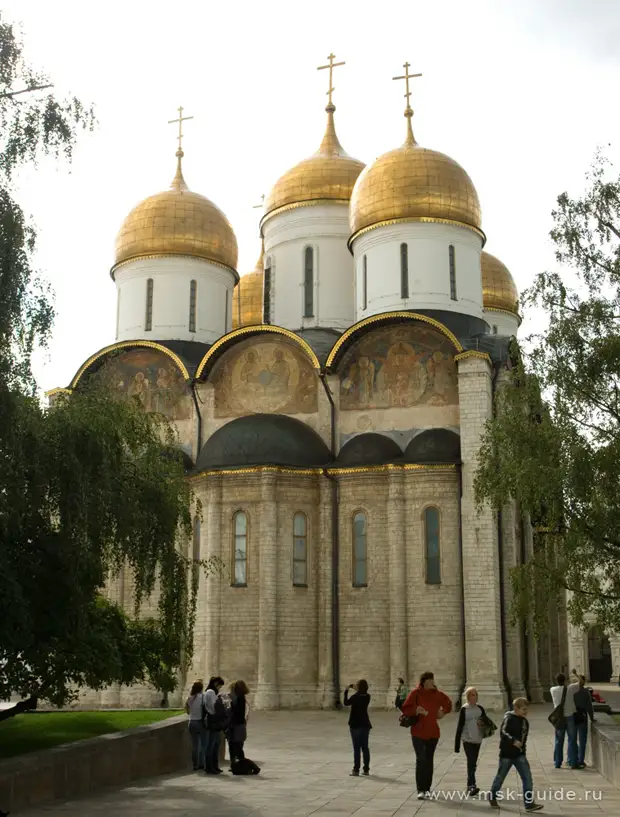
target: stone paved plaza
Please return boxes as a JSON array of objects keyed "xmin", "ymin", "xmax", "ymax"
[{"xmin": 22, "ymin": 706, "xmax": 620, "ymax": 817}]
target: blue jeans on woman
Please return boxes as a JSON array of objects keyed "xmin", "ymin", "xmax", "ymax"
[
  {"xmin": 188, "ymin": 720, "xmax": 206, "ymax": 770},
  {"xmin": 554, "ymin": 716, "xmax": 577, "ymax": 767},
  {"xmin": 490, "ymin": 755, "xmax": 533, "ymax": 808},
  {"xmin": 205, "ymin": 729, "xmax": 222, "ymax": 772},
  {"xmin": 350, "ymin": 727, "xmax": 370, "ymax": 773},
  {"xmin": 575, "ymin": 717, "xmax": 588, "ymax": 766}
]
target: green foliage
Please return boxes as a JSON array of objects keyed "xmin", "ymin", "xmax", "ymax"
[
  {"xmin": 475, "ymin": 152, "xmax": 620, "ymax": 635},
  {"xmin": 0, "ymin": 16, "xmax": 209, "ymax": 713},
  {"xmin": 0, "ymin": 709, "xmax": 183, "ymax": 759}
]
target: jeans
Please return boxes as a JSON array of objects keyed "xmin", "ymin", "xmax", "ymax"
[
  {"xmin": 575, "ymin": 717, "xmax": 588, "ymax": 766},
  {"xmin": 412, "ymin": 736, "xmax": 438, "ymax": 793},
  {"xmin": 350, "ymin": 727, "xmax": 370, "ymax": 772},
  {"xmin": 554, "ymin": 715, "xmax": 578, "ymax": 767},
  {"xmin": 205, "ymin": 729, "xmax": 222, "ymax": 771},
  {"xmin": 188, "ymin": 720, "xmax": 206, "ymax": 770},
  {"xmin": 491, "ymin": 755, "xmax": 534, "ymax": 807},
  {"xmin": 463, "ymin": 741, "xmax": 481, "ymax": 788}
]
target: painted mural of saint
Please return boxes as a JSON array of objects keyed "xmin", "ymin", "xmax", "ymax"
[{"xmin": 128, "ymin": 371, "xmax": 151, "ymax": 410}]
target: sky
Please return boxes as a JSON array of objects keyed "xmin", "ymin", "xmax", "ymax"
[{"xmin": 4, "ymin": 0, "xmax": 620, "ymax": 392}]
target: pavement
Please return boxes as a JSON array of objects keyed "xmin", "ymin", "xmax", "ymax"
[{"xmin": 20, "ymin": 705, "xmax": 620, "ymax": 817}]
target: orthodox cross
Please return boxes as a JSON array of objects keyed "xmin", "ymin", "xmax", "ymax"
[
  {"xmin": 317, "ymin": 53, "xmax": 345, "ymax": 107},
  {"xmin": 168, "ymin": 106, "xmax": 194, "ymax": 152},
  {"xmin": 392, "ymin": 62, "xmax": 422, "ymax": 112}
]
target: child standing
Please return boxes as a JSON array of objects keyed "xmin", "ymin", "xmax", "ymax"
[
  {"xmin": 344, "ymin": 680, "xmax": 372, "ymax": 776},
  {"xmin": 489, "ymin": 697, "xmax": 543, "ymax": 811},
  {"xmin": 454, "ymin": 686, "xmax": 486, "ymax": 796}
]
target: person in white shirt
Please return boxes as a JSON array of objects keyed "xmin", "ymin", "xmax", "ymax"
[
  {"xmin": 549, "ymin": 673, "xmax": 579, "ymax": 768},
  {"xmin": 184, "ymin": 680, "xmax": 206, "ymax": 770},
  {"xmin": 204, "ymin": 675, "xmax": 226, "ymax": 774}
]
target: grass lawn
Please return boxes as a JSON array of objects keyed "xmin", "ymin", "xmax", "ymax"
[{"xmin": 0, "ymin": 710, "xmax": 183, "ymax": 759}]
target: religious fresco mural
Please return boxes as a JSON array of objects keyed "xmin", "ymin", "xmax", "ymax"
[
  {"xmin": 212, "ymin": 336, "xmax": 318, "ymax": 417},
  {"xmin": 93, "ymin": 348, "xmax": 192, "ymax": 421},
  {"xmin": 339, "ymin": 323, "xmax": 458, "ymax": 411}
]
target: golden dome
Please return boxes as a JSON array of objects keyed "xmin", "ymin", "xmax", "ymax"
[
  {"xmin": 232, "ymin": 244, "xmax": 264, "ymax": 329},
  {"xmin": 113, "ymin": 150, "xmax": 238, "ymax": 273},
  {"xmin": 481, "ymin": 251, "xmax": 519, "ymax": 315},
  {"xmin": 261, "ymin": 104, "xmax": 364, "ymax": 226},
  {"xmin": 349, "ymin": 115, "xmax": 482, "ymax": 243}
]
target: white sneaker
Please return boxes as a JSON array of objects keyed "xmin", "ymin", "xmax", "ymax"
[
  {"xmin": 424, "ymin": 792, "xmax": 431, "ymax": 799},
  {"xmin": 417, "ymin": 792, "xmax": 426, "ymax": 800}
]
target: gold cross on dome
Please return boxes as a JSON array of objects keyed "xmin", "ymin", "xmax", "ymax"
[
  {"xmin": 318, "ymin": 53, "xmax": 345, "ymax": 106},
  {"xmin": 168, "ymin": 105, "xmax": 194, "ymax": 152},
  {"xmin": 392, "ymin": 62, "xmax": 422, "ymax": 113}
]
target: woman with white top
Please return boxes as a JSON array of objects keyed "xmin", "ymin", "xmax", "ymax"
[
  {"xmin": 454, "ymin": 687, "xmax": 487, "ymax": 796},
  {"xmin": 549, "ymin": 672, "xmax": 579, "ymax": 768},
  {"xmin": 185, "ymin": 680, "xmax": 206, "ymax": 770},
  {"xmin": 204, "ymin": 676, "xmax": 226, "ymax": 774}
]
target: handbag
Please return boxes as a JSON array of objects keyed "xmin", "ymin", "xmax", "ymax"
[
  {"xmin": 398, "ymin": 693, "xmax": 419, "ymax": 728},
  {"xmin": 480, "ymin": 713, "xmax": 497, "ymax": 739},
  {"xmin": 548, "ymin": 684, "xmax": 567, "ymax": 728}
]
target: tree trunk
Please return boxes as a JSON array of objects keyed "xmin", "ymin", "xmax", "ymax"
[{"xmin": 0, "ymin": 695, "xmax": 38, "ymax": 723}]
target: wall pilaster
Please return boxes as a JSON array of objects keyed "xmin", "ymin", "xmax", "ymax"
[
  {"xmin": 457, "ymin": 352, "xmax": 507, "ymax": 710},
  {"xmin": 387, "ymin": 471, "xmax": 408, "ymax": 707},
  {"xmin": 204, "ymin": 477, "xmax": 222, "ymax": 681},
  {"xmin": 255, "ymin": 472, "xmax": 279, "ymax": 708},
  {"xmin": 609, "ymin": 633, "xmax": 620, "ymax": 684},
  {"xmin": 316, "ymin": 476, "xmax": 334, "ymax": 707}
]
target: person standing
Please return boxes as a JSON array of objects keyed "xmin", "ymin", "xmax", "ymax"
[
  {"xmin": 489, "ymin": 697, "xmax": 543, "ymax": 811},
  {"xmin": 401, "ymin": 671, "xmax": 452, "ymax": 800},
  {"xmin": 395, "ymin": 677, "xmax": 408, "ymax": 710},
  {"xmin": 549, "ymin": 672, "xmax": 579, "ymax": 768},
  {"xmin": 454, "ymin": 687, "xmax": 488, "ymax": 796},
  {"xmin": 228, "ymin": 680, "xmax": 250, "ymax": 768},
  {"xmin": 344, "ymin": 680, "xmax": 372, "ymax": 776},
  {"xmin": 573, "ymin": 675, "xmax": 596, "ymax": 769},
  {"xmin": 185, "ymin": 680, "xmax": 206, "ymax": 771},
  {"xmin": 203, "ymin": 676, "xmax": 226, "ymax": 774}
]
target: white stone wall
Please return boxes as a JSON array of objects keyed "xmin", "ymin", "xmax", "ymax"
[
  {"xmin": 351, "ymin": 222, "xmax": 484, "ymax": 322},
  {"xmin": 115, "ymin": 256, "xmax": 236, "ymax": 344},
  {"xmin": 485, "ymin": 308, "xmax": 520, "ymax": 337},
  {"xmin": 262, "ymin": 204, "xmax": 354, "ymax": 331}
]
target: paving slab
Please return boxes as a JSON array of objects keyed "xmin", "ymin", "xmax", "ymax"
[{"xmin": 20, "ymin": 705, "xmax": 619, "ymax": 816}]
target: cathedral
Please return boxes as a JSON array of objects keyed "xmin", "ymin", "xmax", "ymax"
[{"xmin": 49, "ymin": 58, "xmax": 578, "ymax": 711}]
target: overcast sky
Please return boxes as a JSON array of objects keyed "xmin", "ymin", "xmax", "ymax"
[{"xmin": 5, "ymin": 0, "xmax": 620, "ymax": 391}]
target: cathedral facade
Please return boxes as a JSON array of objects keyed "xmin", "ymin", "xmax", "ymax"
[{"xmin": 51, "ymin": 65, "xmax": 571, "ymax": 710}]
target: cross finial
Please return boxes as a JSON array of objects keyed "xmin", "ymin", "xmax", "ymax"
[
  {"xmin": 168, "ymin": 105, "xmax": 194, "ymax": 155},
  {"xmin": 318, "ymin": 52, "xmax": 345, "ymax": 109},
  {"xmin": 392, "ymin": 62, "xmax": 422, "ymax": 118}
]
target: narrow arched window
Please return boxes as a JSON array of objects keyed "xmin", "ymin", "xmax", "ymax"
[
  {"xmin": 400, "ymin": 243, "xmax": 409, "ymax": 299},
  {"xmin": 492, "ymin": 324, "xmax": 498, "ymax": 335},
  {"xmin": 304, "ymin": 247, "xmax": 314, "ymax": 318},
  {"xmin": 189, "ymin": 280, "xmax": 197, "ymax": 333},
  {"xmin": 449, "ymin": 245, "xmax": 457, "ymax": 300},
  {"xmin": 362, "ymin": 255, "xmax": 368, "ymax": 310},
  {"xmin": 263, "ymin": 261, "xmax": 272, "ymax": 324},
  {"xmin": 424, "ymin": 506, "xmax": 441, "ymax": 584},
  {"xmin": 224, "ymin": 288, "xmax": 229, "ymax": 332},
  {"xmin": 352, "ymin": 511, "xmax": 368, "ymax": 586},
  {"xmin": 293, "ymin": 512, "xmax": 308, "ymax": 586},
  {"xmin": 232, "ymin": 511, "xmax": 248, "ymax": 586},
  {"xmin": 145, "ymin": 278, "xmax": 154, "ymax": 331},
  {"xmin": 116, "ymin": 290, "xmax": 121, "ymax": 336},
  {"xmin": 192, "ymin": 516, "xmax": 201, "ymax": 584}
]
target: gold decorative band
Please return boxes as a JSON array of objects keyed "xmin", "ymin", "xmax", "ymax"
[
  {"xmin": 348, "ymin": 216, "xmax": 486, "ymax": 250},
  {"xmin": 110, "ymin": 253, "xmax": 239, "ymax": 282},
  {"xmin": 454, "ymin": 350, "xmax": 492, "ymax": 364},
  {"xmin": 45, "ymin": 387, "xmax": 73, "ymax": 398},
  {"xmin": 326, "ymin": 310, "xmax": 463, "ymax": 368},
  {"xmin": 484, "ymin": 306, "xmax": 522, "ymax": 323},
  {"xmin": 259, "ymin": 198, "xmax": 351, "ymax": 233},
  {"xmin": 189, "ymin": 463, "xmax": 457, "ymax": 479},
  {"xmin": 196, "ymin": 324, "xmax": 321, "ymax": 378},
  {"xmin": 71, "ymin": 340, "xmax": 191, "ymax": 388}
]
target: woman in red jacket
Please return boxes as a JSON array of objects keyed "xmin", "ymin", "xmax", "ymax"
[{"xmin": 401, "ymin": 671, "xmax": 452, "ymax": 800}]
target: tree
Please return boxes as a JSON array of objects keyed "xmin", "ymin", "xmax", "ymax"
[
  {"xmin": 0, "ymin": 17, "xmax": 208, "ymax": 718},
  {"xmin": 475, "ymin": 151, "xmax": 620, "ymax": 636}
]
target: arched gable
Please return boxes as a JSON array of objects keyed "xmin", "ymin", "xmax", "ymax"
[
  {"xmin": 196, "ymin": 325, "xmax": 320, "ymax": 379},
  {"xmin": 70, "ymin": 340, "xmax": 190, "ymax": 388}
]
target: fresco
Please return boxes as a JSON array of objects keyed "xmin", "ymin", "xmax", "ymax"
[
  {"xmin": 94, "ymin": 348, "xmax": 192, "ymax": 421},
  {"xmin": 212, "ymin": 336, "xmax": 318, "ymax": 417},
  {"xmin": 339, "ymin": 324, "xmax": 458, "ymax": 411}
]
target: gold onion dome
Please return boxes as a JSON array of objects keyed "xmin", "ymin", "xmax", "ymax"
[
  {"xmin": 262, "ymin": 103, "xmax": 365, "ymax": 224},
  {"xmin": 232, "ymin": 243, "xmax": 264, "ymax": 329},
  {"xmin": 481, "ymin": 251, "xmax": 520, "ymax": 315},
  {"xmin": 349, "ymin": 111, "xmax": 482, "ymax": 242},
  {"xmin": 113, "ymin": 149, "xmax": 238, "ymax": 273}
]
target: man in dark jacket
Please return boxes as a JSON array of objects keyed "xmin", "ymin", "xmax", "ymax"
[
  {"xmin": 573, "ymin": 675, "xmax": 596, "ymax": 768},
  {"xmin": 489, "ymin": 698, "xmax": 543, "ymax": 811}
]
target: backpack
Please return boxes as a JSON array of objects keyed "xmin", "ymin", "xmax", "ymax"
[{"xmin": 204, "ymin": 693, "xmax": 230, "ymax": 731}]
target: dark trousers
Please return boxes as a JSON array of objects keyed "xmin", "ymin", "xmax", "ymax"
[
  {"xmin": 350, "ymin": 727, "xmax": 370, "ymax": 772},
  {"xmin": 463, "ymin": 741, "xmax": 481, "ymax": 788},
  {"xmin": 205, "ymin": 729, "xmax": 221, "ymax": 771},
  {"xmin": 575, "ymin": 717, "xmax": 588, "ymax": 766},
  {"xmin": 491, "ymin": 755, "xmax": 533, "ymax": 806},
  {"xmin": 412, "ymin": 736, "xmax": 438, "ymax": 793}
]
